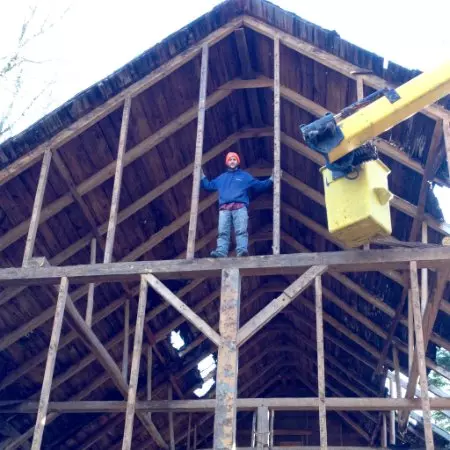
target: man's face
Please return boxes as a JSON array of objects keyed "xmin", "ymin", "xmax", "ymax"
[{"xmin": 227, "ymin": 156, "xmax": 239, "ymax": 169}]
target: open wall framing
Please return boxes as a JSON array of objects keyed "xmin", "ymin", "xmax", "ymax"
[{"xmin": 1, "ymin": 1, "xmax": 450, "ymax": 449}]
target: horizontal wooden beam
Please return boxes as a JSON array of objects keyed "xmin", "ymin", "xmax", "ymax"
[
  {"xmin": 1, "ymin": 247, "xmax": 450, "ymax": 285},
  {"xmin": 3, "ymin": 397, "xmax": 450, "ymax": 413},
  {"xmin": 202, "ymin": 447, "xmax": 383, "ymax": 450}
]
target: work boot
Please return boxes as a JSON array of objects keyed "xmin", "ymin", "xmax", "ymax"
[
  {"xmin": 237, "ymin": 249, "xmax": 249, "ymax": 257},
  {"xmin": 210, "ymin": 250, "xmax": 226, "ymax": 258}
]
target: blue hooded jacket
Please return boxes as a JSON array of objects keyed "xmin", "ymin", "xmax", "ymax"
[{"xmin": 200, "ymin": 168, "xmax": 273, "ymax": 206}]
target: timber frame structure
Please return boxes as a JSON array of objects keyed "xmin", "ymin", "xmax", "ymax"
[{"xmin": 1, "ymin": 0, "xmax": 450, "ymax": 449}]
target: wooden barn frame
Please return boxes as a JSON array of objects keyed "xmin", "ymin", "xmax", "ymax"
[{"xmin": 1, "ymin": 1, "xmax": 450, "ymax": 449}]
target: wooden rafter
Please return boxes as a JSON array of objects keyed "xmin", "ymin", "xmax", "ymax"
[{"xmin": 243, "ymin": 15, "xmax": 450, "ymax": 121}]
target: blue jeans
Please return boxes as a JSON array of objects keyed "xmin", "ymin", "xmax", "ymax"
[{"xmin": 215, "ymin": 207, "xmax": 248, "ymax": 256}]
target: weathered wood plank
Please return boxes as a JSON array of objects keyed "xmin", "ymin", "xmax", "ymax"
[
  {"xmin": 315, "ymin": 276, "xmax": 328, "ymax": 450},
  {"xmin": 5, "ymin": 397, "xmax": 450, "ymax": 413},
  {"xmin": 409, "ymin": 261, "xmax": 434, "ymax": 449},
  {"xmin": 186, "ymin": 44, "xmax": 209, "ymax": 259},
  {"xmin": 381, "ymin": 413, "xmax": 387, "ymax": 447},
  {"xmin": 85, "ymin": 238, "xmax": 97, "ymax": 327},
  {"xmin": 213, "ymin": 269, "xmax": 240, "ymax": 450},
  {"xmin": 273, "ymin": 36, "xmax": 281, "ymax": 255},
  {"xmin": 122, "ymin": 277, "xmax": 148, "ymax": 450},
  {"xmin": 2, "ymin": 247, "xmax": 450, "ymax": 286},
  {"xmin": 389, "ymin": 378, "xmax": 396, "ymax": 445},
  {"xmin": 30, "ymin": 277, "xmax": 68, "ymax": 450},
  {"xmin": 22, "ymin": 148, "xmax": 52, "ymax": 266},
  {"xmin": 122, "ymin": 300, "xmax": 130, "ymax": 382},
  {"xmin": 422, "ymin": 222, "xmax": 429, "ymax": 314},
  {"xmin": 168, "ymin": 384, "xmax": 175, "ymax": 450},
  {"xmin": 256, "ymin": 406, "xmax": 269, "ymax": 450},
  {"xmin": 104, "ymin": 97, "xmax": 132, "ymax": 263},
  {"xmin": 237, "ymin": 265, "xmax": 327, "ymax": 346},
  {"xmin": 144, "ymin": 274, "xmax": 220, "ymax": 346}
]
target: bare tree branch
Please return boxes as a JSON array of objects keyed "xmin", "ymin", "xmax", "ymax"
[{"xmin": 0, "ymin": 1, "xmax": 70, "ymax": 141}]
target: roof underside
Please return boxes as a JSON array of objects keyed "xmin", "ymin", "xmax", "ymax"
[{"xmin": 1, "ymin": 0, "xmax": 450, "ymax": 448}]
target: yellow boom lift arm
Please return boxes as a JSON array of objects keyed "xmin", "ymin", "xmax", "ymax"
[{"xmin": 299, "ymin": 60, "xmax": 450, "ymax": 247}]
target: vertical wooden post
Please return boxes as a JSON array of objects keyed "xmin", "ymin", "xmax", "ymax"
[
  {"xmin": 213, "ymin": 268, "xmax": 241, "ymax": 450},
  {"xmin": 408, "ymin": 291, "xmax": 414, "ymax": 375},
  {"xmin": 147, "ymin": 345, "xmax": 152, "ymax": 424},
  {"xmin": 393, "ymin": 345, "xmax": 401, "ymax": 397},
  {"xmin": 393, "ymin": 344, "xmax": 402, "ymax": 425},
  {"xmin": 269, "ymin": 409, "xmax": 275, "ymax": 447},
  {"xmin": 23, "ymin": 148, "xmax": 52, "ymax": 266},
  {"xmin": 122, "ymin": 276, "xmax": 148, "ymax": 450},
  {"xmin": 315, "ymin": 275, "xmax": 328, "ymax": 449},
  {"xmin": 147, "ymin": 346, "xmax": 152, "ymax": 400},
  {"xmin": 356, "ymin": 77, "xmax": 364, "ymax": 101},
  {"xmin": 257, "ymin": 406, "xmax": 269, "ymax": 450},
  {"xmin": 381, "ymin": 413, "xmax": 387, "ymax": 448},
  {"xmin": 31, "ymin": 276, "xmax": 69, "ymax": 450},
  {"xmin": 122, "ymin": 300, "xmax": 130, "ymax": 382},
  {"xmin": 168, "ymin": 384, "xmax": 175, "ymax": 450},
  {"xmin": 187, "ymin": 413, "xmax": 192, "ymax": 450},
  {"xmin": 272, "ymin": 36, "xmax": 281, "ymax": 255},
  {"xmin": 186, "ymin": 44, "xmax": 209, "ymax": 260},
  {"xmin": 410, "ymin": 261, "xmax": 434, "ymax": 449},
  {"xmin": 389, "ymin": 377, "xmax": 396, "ymax": 445},
  {"xmin": 421, "ymin": 222, "xmax": 429, "ymax": 315},
  {"xmin": 251, "ymin": 411, "xmax": 256, "ymax": 447},
  {"xmin": 194, "ymin": 425, "xmax": 197, "ymax": 450},
  {"xmin": 85, "ymin": 238, "xmax": 97, "ymax": 327},
  {"xmin": 104, "ymin": 96, "xmax": 132, "ymax": 263}
]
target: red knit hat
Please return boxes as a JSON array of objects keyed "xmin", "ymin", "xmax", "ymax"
[{"xmin": 225, "ymin": 152, "xmax": 240, "ymax": 165}]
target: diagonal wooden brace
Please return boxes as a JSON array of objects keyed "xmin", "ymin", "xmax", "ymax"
[
  {"xmin": 144, "ymin": 274, "xmax": 221, "ymax": 346},
  {"xmin": 237, "ymin": 265, "xmax": 328, "ymax": 346}
]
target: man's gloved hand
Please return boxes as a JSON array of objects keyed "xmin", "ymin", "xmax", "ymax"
[{"xmin": 200, "ymin": 167, "xmax": 206, "ymax": 178}]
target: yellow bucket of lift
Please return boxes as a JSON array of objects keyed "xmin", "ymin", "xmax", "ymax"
[{"xmin": 320, "ymin": 159, "xmax": 393, "ymax": 248}]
